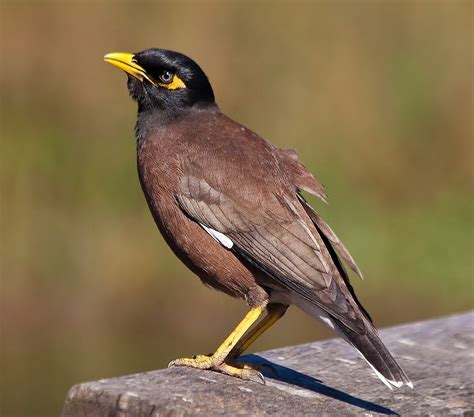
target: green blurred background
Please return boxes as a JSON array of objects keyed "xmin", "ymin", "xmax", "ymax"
[{"xmin": 1, "ymin": 1, "xmax": 472, "ymax": 416}]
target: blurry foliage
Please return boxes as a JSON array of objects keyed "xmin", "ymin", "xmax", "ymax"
[{"xmin": 1, "ymin": 1, "xmax": 473, "ymax": 416}]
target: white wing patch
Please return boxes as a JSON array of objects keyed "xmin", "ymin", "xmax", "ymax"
[
  {"xmin": 201, "ymin": 224, "xmax": 233, "ymax": 249},
  {"xmin": 318, "ymin": 313, "xmax": 336, "ymax": 330}
]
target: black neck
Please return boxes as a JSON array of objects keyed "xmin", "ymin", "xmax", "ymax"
[{"xmin": 135, "ymin": 102, "xmax": 219, "ymax": 150}]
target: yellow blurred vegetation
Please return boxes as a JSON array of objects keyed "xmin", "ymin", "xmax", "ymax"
[{"xmin": 1, "ymin": 1, "xmax": 472, "ymax": 416}]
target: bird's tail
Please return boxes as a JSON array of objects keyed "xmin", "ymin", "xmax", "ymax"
[
  {"xmin": 296, "ymin": 298, "xmax": 413, "ymax": 389},
  {"xmin": 332, "ymin": 316, "xmax": 413, "ymax": 390}
]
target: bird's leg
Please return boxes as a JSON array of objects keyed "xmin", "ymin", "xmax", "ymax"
[
  {"xmin": 227, "ymin": 303, "xmax": 288, "ymax": 376},
  {"xmin": 168, "ymin": 306, "xmax": 265, "ymax": 383},
  {"xmin": 230, "ymin": 303, "xmax": 288, "ymax": 358}
]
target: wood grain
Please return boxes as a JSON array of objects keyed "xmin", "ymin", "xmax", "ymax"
[{"xmin": 62, "ymin": 311, "xmax": 474, "ymax": 416}]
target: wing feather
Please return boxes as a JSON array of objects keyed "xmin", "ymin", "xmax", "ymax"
[
  {"xmin": 177, "ymin": 175, "xmax": 365, "ymax": 333},
  {"xmin": 298, "ymin": 195, "xmax": 364, "ymax": 279}
]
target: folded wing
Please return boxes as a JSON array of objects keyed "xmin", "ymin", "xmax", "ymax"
[{"xmin": 177, "ymin": 174, "xmax": 366, "ymax": 333}]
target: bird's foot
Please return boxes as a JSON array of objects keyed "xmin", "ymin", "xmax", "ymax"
[
  {"xmin": 168, "ymin": 354, "xmax": 265, "ymax": 384},
  {"xmin": 228, "ymin": 356, "xmax": 279, "ymax": 378}
]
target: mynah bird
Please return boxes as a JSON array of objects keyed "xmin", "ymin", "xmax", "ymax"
[{"xmin": 104, "ymin": 48, "xmax": 412, "ymax": 389}]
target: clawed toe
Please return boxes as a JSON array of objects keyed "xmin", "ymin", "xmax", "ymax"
[
  {"xmin": 216, "ymin": 361, "xmax": 266, "ymax": 384},
  {"xmin": 168, "ymin": 354, "xmax": 213, "ymax": 369}
]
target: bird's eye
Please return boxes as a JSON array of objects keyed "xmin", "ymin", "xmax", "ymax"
[{"xmin": 159, "ymin": 71, "xmax": 174, "ymax": 84}]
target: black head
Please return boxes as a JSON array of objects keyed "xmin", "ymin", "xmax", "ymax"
[{"xmin": 105, "ymin": 48, "xmax": 215, "ymax": 115}]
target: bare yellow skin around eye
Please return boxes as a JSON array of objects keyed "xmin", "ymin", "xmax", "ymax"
[{"xmin": 158, "ymin": 74, "xmax": 186, "ymax": 90}]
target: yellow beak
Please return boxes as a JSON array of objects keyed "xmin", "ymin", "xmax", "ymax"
[{"xmin": 104, "ymin": 52, "xmax": 155, "ymax": 84}]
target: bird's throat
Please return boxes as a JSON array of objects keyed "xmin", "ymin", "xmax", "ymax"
[{"xmin": 135, "ymin": 104, "xmax": 220, "ymax": 150}]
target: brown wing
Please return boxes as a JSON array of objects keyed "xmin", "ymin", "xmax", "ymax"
[
  {"xmin": 177, "ymin": 173, "xmax": 366, "ymax": 333},
  {"xmin": 168, "ymin": 111, "xmax": 366, "ymax": 333},
  {"xmin": 278, "ymin": 147, "xmax": 363, "ymax": 280}
]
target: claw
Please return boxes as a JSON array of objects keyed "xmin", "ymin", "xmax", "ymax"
[{"xmin": 244, "ymin": 369, "xmax": 266, "ymax": 385}]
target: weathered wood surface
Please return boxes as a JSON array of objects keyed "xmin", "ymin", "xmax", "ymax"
[{"xmin": 62, "ymin": 311, "xmax": 473, "ymax": 416}]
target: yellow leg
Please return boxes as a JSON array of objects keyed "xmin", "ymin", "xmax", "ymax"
[
  {"xmin": 230, "ymin": 303, "xmax": 288, "ymax": 358},
  {"xmin": 168, "ymin": 306, "xmax": 265, "ymax": 382}
]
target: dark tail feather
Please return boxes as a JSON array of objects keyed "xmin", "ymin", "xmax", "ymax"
[{"xmin": 334, "ymin": 319, "xmax": 413, "ymax": 390}]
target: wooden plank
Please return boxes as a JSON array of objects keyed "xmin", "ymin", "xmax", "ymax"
[{"xmin": 62, "ymin": 311, "xmax": 474, "ymax": 416}]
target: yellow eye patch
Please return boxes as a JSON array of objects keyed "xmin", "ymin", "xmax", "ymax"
[{"xmin": 157, "ymin": 74, "xmax": 186, "ymax": 90}]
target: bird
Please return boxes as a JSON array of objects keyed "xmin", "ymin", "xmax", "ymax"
[{"xmin": 104, "ymin": 48, "xmax": 412, "ymax": 389}]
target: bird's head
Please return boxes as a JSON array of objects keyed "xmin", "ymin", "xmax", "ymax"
[{"xmin": 104, "ymin": 49, "xmax": 215, "ymax": 114}]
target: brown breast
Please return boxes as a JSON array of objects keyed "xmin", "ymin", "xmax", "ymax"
[{"xmin": 136, "ymin": 110, "xmax": 270, "ymax": 307}]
